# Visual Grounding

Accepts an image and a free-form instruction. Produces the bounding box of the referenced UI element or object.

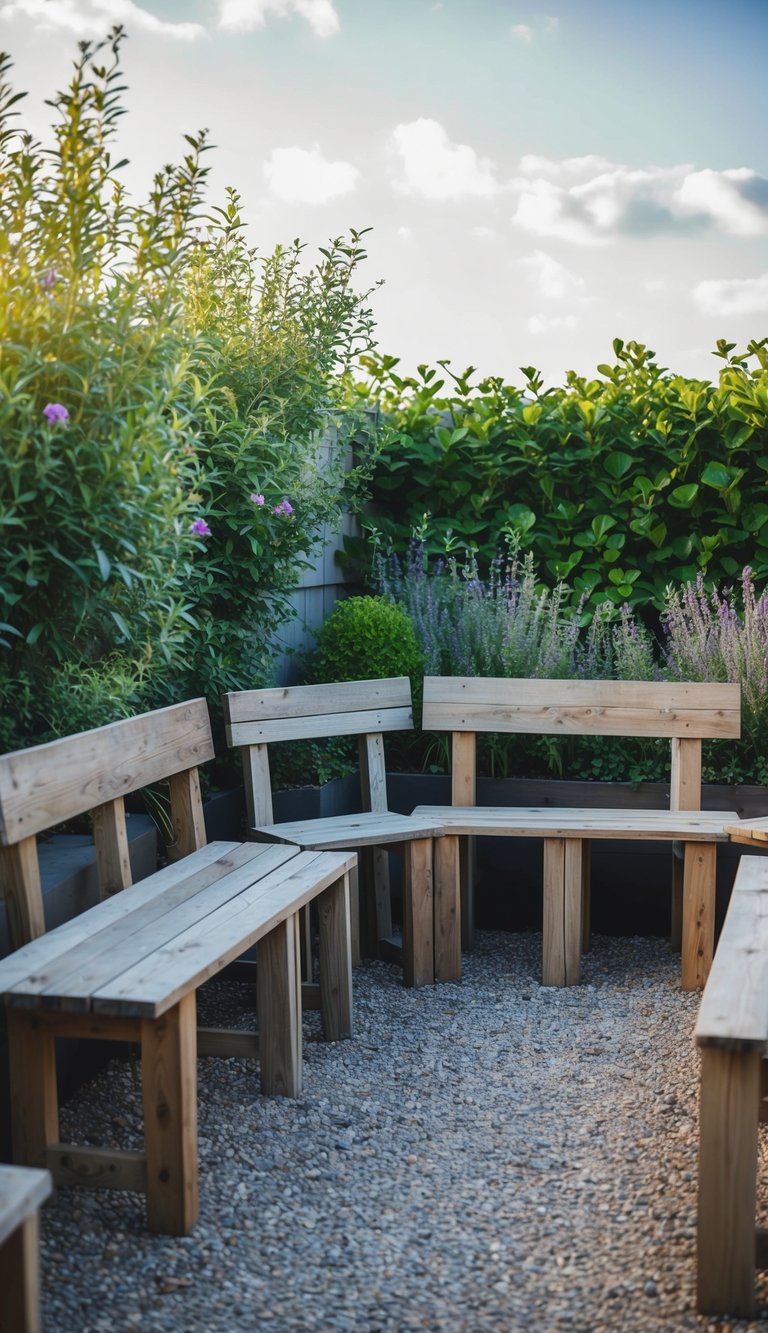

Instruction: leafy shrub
[311,595,424,696]
[351,338,768,611]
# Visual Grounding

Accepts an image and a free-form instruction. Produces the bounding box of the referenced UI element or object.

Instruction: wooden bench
[695,853,768,1317]
[414,676,741,989]
[0,701,354,1234]
[224,678,450,987]
[0,1165,52,1333]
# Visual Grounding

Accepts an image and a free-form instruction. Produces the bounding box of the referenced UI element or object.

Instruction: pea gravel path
[39,931,768,1332]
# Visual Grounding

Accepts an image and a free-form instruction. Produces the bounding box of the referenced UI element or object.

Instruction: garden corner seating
[0,700,355,1236]
[223,677,454,988]
[413,676,741,989]
[0,1164,52,1333]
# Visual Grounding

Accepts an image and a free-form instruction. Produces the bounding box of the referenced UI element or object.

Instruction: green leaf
[668,483,699,508]
[700,462,732,490]
[95,548,111,581]
[604,451,634,480]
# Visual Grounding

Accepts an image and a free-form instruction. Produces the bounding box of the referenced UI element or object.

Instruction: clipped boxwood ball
[311,596,423,699]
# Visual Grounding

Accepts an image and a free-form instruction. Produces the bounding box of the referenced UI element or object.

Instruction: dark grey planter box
[386,773,768,938]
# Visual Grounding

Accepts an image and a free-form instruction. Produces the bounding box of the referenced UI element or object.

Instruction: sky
[1,0,767,387]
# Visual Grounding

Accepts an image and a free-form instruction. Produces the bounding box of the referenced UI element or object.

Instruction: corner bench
[0,1164,52,1333]
[0,702,354,1235]
[415,676,741,988]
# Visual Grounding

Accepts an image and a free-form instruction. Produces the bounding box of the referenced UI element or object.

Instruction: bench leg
[682,842,716,990]
[141,993,198,1236]
[434,834,461,982]
[402,838,434,988]
[257,913,302,1097]
[6,1008,59,1168]
[0,1214,41,1333]
[460,836,475,951]
[318,872,353,1041]
[698,1045,760,1316]
[542,838,582,986]
[581,840,592,954]
[670,849,684,951]
[348,862,361,967]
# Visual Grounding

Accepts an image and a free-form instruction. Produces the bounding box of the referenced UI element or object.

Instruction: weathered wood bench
[414,677,741,988]
[0,1164,52,1333]
[0,701,354,1234]
[695,852,768,1317]
[224,678,450,987]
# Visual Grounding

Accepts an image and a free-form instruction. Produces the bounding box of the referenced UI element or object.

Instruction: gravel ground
[39,931,768,1333]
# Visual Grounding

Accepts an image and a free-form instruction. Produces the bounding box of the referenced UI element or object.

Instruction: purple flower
[273,498,294,516]
[41,269,60,291]
[190,518,211,537]
[42,403,69,425]
[250,493,265,506]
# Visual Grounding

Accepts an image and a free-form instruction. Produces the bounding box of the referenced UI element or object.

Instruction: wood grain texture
[434,834,461,982]
[92,797,132,898]
[242,745,273,827]
[257,915,302,1097]
[0,839,45,949]
[696,861,768,1051]
[0,1210,40,1333]
[6,1008,59,1169]
[0,698,214,845]
[358,733,388,813]
[670,738,703,812]
[228,706,414,747]
[168,769,207,858]
[224,677,411,726]
[423,676,740,738]
[47,1145,147,1193]
[542,839,582,986]
[196,1028,259,1059]
[317,872,353,1041]
[252,811,443,849]
[141,993,198,1235]
[681,842,717,990]
[409,805,735,839]
[697,1045,760,1316]
[0,1167,51,1249]
[402,838,434,988]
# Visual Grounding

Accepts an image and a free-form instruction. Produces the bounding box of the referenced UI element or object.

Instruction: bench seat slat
[0,842,243,995]
[411,805,738,840]
[696,857,768,1052]
[725,817,768,845]
[5,844,299,1009]
[253,811,445,849]
[90,849,356,1017]
[0,1166,52,1248]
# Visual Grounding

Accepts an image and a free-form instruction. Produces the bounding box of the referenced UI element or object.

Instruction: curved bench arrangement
[414,676,741,989]
[0,700,354,1235]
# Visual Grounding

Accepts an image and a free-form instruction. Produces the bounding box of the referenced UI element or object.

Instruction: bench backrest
[223,677,414,828]
[695,854,768,1052]
[0,699,214,947]
[422,676,741,810]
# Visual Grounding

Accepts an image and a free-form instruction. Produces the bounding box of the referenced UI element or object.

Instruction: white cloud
[472,225,498,240]
[693,273,768,317]
[545,15,560,33]
[528,312,579,335]
[644,277,667,294]
[0,0,205,38]
[510,23,533,41]
[396,225,413,240]
[217,0,339,37]
[512,155,768,245]
[519,249,585,300]
[263,144,358,203]
[388,118,502,201]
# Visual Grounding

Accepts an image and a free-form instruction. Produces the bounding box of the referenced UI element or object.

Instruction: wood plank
[7,1008,59,1169]
[227,706,414,747]
[451,732,476,807]
[0,1167,52,1249]
[141,993,198,1235]
[168,768,207,858]
[542,839,566,987]
[423,676,740,737]
[47,1145,147,1193]
[581,840,592,954]
[252,811,444,849]
[434,834,461,982]
[402,838,434,988]
[0,699,214,845]
[348,862,361,966]
[317,872,353,1041]
[755,1228,768,1270]
[670,737,702,812]
[242,744,273,827]
[563,839,582,986]
[0,841,241,996]
[224,677,411,726]
[0,1211,40,1333]
[697,1046,760,1316]
[4,843,296,1008]
[725,816,768,844]
[358,733,388,813]
[92,797,132,898]
[0,839,45,948]
[696,865,768,1050]
[409,805,736,839]
[90,849,355,1017]
[371,846,393,947]
[196,1028,259,1059]
[681,843,717,990]
[26,1012,142,1043]
[257,914,302,1096]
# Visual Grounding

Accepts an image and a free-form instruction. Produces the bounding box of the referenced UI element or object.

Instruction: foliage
[374,544,768,785]
[0,29,381,753]
[350,338,768,612]
[311,594,424,700]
